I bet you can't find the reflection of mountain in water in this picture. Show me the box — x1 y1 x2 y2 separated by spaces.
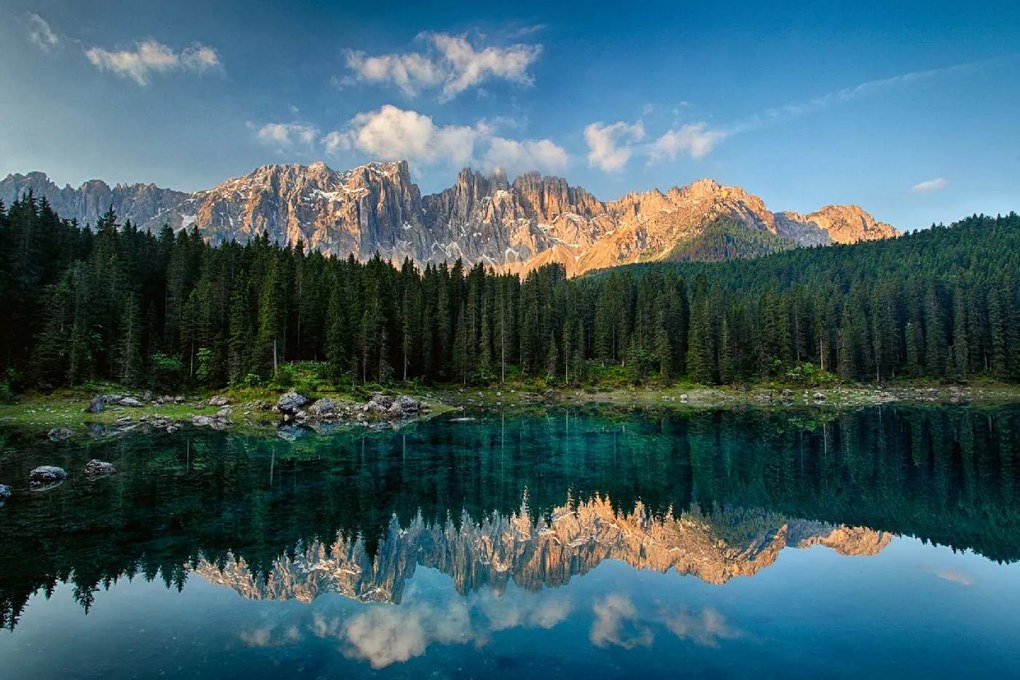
3 404 1018 631
197 496 890 603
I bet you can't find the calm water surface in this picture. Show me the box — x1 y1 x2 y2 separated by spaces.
1 406 1020 677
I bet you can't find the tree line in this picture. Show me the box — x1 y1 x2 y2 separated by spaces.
1 192 1019 391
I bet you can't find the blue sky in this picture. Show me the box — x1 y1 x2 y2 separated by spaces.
2 0 1018 230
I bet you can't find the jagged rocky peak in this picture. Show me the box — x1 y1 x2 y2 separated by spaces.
511 170 603 220
777 204 896 245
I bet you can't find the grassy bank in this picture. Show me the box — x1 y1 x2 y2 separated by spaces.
1 376 1018 438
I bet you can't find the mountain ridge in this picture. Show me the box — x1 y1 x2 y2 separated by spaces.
0 161 898 275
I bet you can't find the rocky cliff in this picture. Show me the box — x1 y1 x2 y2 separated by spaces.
1 162 898 275
194 497 892 604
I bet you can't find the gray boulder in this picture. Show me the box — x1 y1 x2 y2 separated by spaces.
47 427 75 442
395 395 420 413
208 395 230 407
307 397 338 417
30 465 67 490
277 391 309 414
84 459 117 478
192 414 229 430
86 395 106 413
118 397 144 408
370 393 394 409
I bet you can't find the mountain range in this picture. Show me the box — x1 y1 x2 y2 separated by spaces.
1 161 898 275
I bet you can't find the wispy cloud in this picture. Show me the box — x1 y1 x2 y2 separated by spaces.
911 177 948 193
27 13 58 51
85 39 221 85
730 58 1010 136
632 57 1011 168
343 31 542 100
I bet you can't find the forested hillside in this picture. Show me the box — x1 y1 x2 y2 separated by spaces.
1 192 1018 392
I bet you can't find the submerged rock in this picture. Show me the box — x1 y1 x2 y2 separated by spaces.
277 424 309 442
30 466 67 490
47 427 75 441
277 391 309 414
84 459 117 478
0 483 11 505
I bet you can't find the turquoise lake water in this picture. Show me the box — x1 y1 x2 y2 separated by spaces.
1 406 1019 677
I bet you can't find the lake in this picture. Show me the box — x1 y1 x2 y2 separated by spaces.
2 406 1020 677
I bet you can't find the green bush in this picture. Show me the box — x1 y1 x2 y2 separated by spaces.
150 353 183 390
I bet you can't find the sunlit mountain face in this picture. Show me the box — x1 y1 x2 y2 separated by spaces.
2 407 1020 676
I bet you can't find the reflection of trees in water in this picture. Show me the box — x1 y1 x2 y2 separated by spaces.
1 404 1019 630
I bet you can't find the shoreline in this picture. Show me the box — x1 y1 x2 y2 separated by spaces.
0 382 1018 440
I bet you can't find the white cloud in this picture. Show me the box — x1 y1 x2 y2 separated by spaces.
344 32 542 100
322 130 350 155
483 137 569 174
335 105 483 166
85 39 221 85
254 122 319 150
584 121 645 172
344 51 444 98
323 105 568 173
911 177 948 193
650 123 728 161
27 13 58 51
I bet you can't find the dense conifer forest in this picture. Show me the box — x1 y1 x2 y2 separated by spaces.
1 192 1018 393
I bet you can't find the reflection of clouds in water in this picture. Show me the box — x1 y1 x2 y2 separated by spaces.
239 623 302 647
935 569 974 586
309 589 572 668
476 588 571 633
665 608 740 647
590 594 654 649
342 604 463 668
